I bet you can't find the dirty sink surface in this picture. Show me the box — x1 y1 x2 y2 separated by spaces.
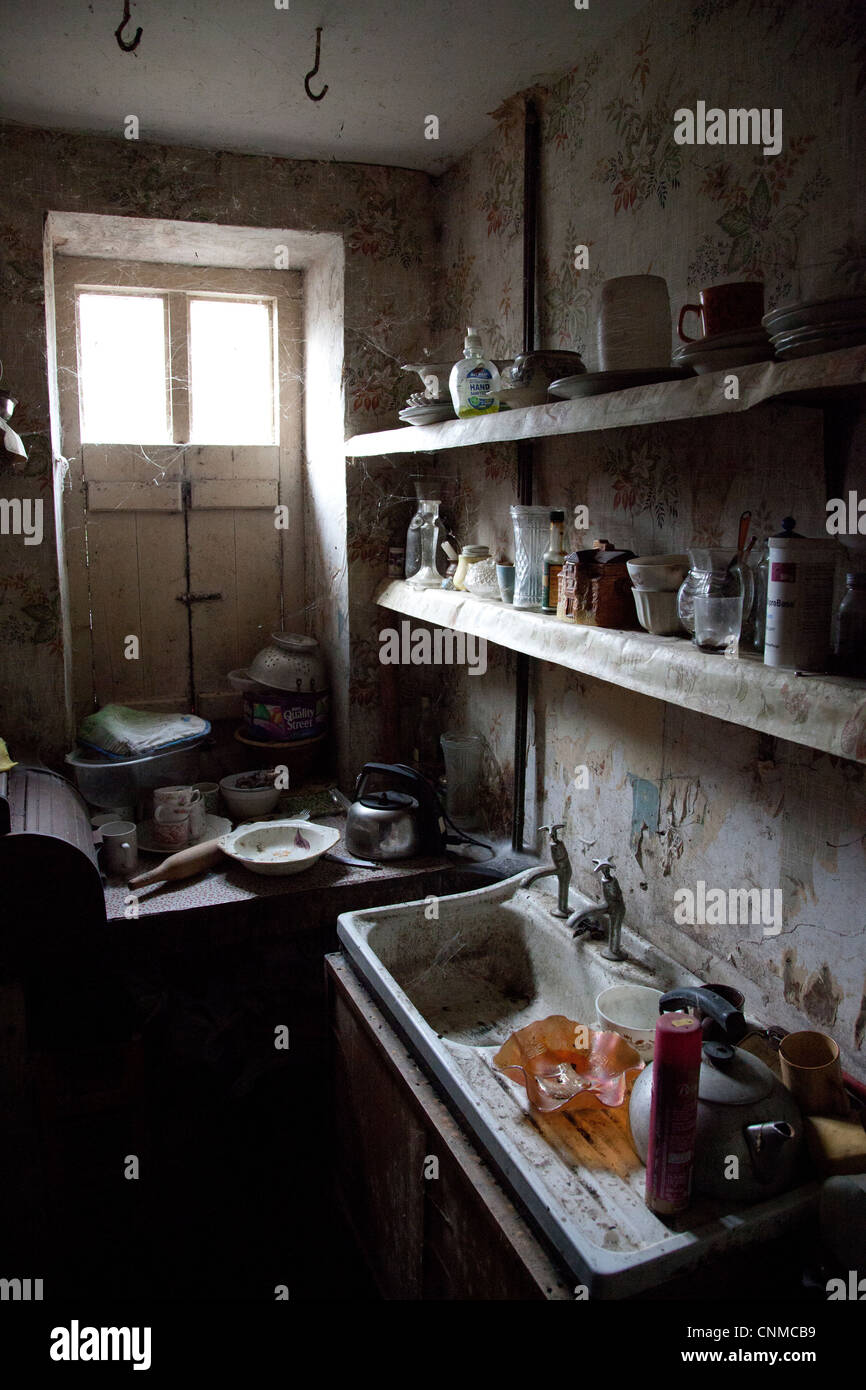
338 871 817 1299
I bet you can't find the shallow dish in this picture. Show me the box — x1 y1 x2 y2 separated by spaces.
219 819 341 876
762 294 866 336
137 813 231 854
673 344 774 372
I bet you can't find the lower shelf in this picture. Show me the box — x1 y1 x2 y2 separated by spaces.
375 579 866 764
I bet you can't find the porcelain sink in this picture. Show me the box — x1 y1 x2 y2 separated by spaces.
338 868 818 1298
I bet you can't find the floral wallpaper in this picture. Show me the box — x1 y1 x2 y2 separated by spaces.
0 122 437 761
429 0 866 1075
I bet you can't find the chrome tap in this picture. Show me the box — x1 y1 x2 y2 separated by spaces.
521 823 572 918
566 858 626 960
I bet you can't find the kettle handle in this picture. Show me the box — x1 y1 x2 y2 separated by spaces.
354 761 431 799
659 986 747 1044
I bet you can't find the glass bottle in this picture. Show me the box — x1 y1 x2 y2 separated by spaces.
833 573 866 677
542 510 567 614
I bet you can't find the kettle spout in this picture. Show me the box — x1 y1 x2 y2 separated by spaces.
744 1120 796 1185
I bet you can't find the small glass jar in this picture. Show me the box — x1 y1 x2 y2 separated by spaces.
833 572 866 677
452 545 490 591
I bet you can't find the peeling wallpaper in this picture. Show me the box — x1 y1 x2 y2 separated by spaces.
427 0 866 1077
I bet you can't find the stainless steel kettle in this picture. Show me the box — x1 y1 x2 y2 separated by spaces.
629 987 803 1204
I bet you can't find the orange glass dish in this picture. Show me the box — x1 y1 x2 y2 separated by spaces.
493 1015 645 1114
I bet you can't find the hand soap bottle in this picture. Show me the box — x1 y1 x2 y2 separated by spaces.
449 327 501 418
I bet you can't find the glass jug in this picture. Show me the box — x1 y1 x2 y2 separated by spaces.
676 548 754 637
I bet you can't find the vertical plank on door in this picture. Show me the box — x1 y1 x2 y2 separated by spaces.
233 509 282 666
186 511 240 698
86 513 142 706
135 512 189 705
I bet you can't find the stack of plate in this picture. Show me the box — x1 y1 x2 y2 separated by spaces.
762 294 866 360
672 327 774 374
398 402 455 426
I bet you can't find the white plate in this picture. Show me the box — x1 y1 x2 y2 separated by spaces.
774 331 866 360
398 405 455 425
549 368 692 399
676 326 769 351
673 344 775 372
219 818 341 876
770 319 866 346
763 294 866 335
136 813 231 854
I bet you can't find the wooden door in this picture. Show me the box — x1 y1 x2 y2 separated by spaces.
53 257 303 722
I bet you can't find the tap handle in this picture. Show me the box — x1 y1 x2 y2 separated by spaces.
540 823 565 843
592 856 615 878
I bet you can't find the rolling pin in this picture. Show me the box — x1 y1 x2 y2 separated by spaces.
128 838 225 888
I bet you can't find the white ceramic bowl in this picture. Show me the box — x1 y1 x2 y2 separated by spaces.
219 819 341 876
632 588 683 636
219 771 281 820
626 553 690 591
595 985 664 1060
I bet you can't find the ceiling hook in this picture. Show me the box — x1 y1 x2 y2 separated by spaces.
304 26 328 102
115 0 143 53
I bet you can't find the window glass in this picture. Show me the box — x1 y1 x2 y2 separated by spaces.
189 298 275 444
78 293 169 443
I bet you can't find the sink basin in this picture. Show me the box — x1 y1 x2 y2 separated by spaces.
338 869 818 1298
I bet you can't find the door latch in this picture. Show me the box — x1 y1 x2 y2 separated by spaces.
176 592 223 605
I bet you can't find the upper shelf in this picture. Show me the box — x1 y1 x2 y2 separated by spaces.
376 580 866 764
346 346 866 456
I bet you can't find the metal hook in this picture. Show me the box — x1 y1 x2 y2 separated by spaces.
115 0 142 53
304 26 328 102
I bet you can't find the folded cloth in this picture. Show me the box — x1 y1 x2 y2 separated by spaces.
78 705 210 759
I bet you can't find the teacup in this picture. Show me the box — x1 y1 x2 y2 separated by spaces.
154 784 201 812
154 803 190 849
677 281 764 342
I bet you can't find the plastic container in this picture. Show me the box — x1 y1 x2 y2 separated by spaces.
764 535 837 670
644 1011 702 1215
65 739 207 810
449 327 501 418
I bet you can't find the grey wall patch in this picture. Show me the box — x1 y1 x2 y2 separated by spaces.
628 774 660 869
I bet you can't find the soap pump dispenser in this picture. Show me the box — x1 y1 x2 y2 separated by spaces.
449 327 501 418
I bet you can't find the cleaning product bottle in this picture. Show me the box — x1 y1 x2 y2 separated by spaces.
644 1011 702 1215
449 327 501 419
542 510 567 614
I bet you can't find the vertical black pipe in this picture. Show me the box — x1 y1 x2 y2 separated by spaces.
512 96 540 853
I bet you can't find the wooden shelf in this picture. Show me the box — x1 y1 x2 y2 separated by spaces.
376 580 866 763
346 346 866 456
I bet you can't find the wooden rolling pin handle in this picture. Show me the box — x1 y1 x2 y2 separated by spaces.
128 838 224 888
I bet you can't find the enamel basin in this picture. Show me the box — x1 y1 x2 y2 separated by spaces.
338 869 819 1298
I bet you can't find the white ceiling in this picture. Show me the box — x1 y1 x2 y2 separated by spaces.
0 0 647 173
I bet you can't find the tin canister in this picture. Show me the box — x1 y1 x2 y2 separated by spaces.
764 536 837 671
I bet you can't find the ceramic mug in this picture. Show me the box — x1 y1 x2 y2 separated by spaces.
779 1030 849 1117
194 781 220 815
100 819 138 875
154 803 190 849
677 281 765 342
597 274 672 370
154 784 201 812
496 563 515 603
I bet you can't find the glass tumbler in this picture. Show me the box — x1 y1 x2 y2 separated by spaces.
510 505 552 610
693 593 744 654
440 733 483 830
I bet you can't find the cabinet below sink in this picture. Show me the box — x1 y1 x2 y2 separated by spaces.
337 870 819 1299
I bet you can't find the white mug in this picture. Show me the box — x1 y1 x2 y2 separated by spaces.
187 797 206 839
154 803 190 849
101 820 138 875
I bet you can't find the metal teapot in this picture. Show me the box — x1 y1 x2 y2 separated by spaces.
629 987 803 1204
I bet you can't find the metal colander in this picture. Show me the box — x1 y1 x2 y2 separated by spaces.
248 632 327 692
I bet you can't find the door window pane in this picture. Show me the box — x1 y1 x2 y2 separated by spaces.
78 293 169 443
189 299 275 444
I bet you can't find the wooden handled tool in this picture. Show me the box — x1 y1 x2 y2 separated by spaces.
129 837 225 888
